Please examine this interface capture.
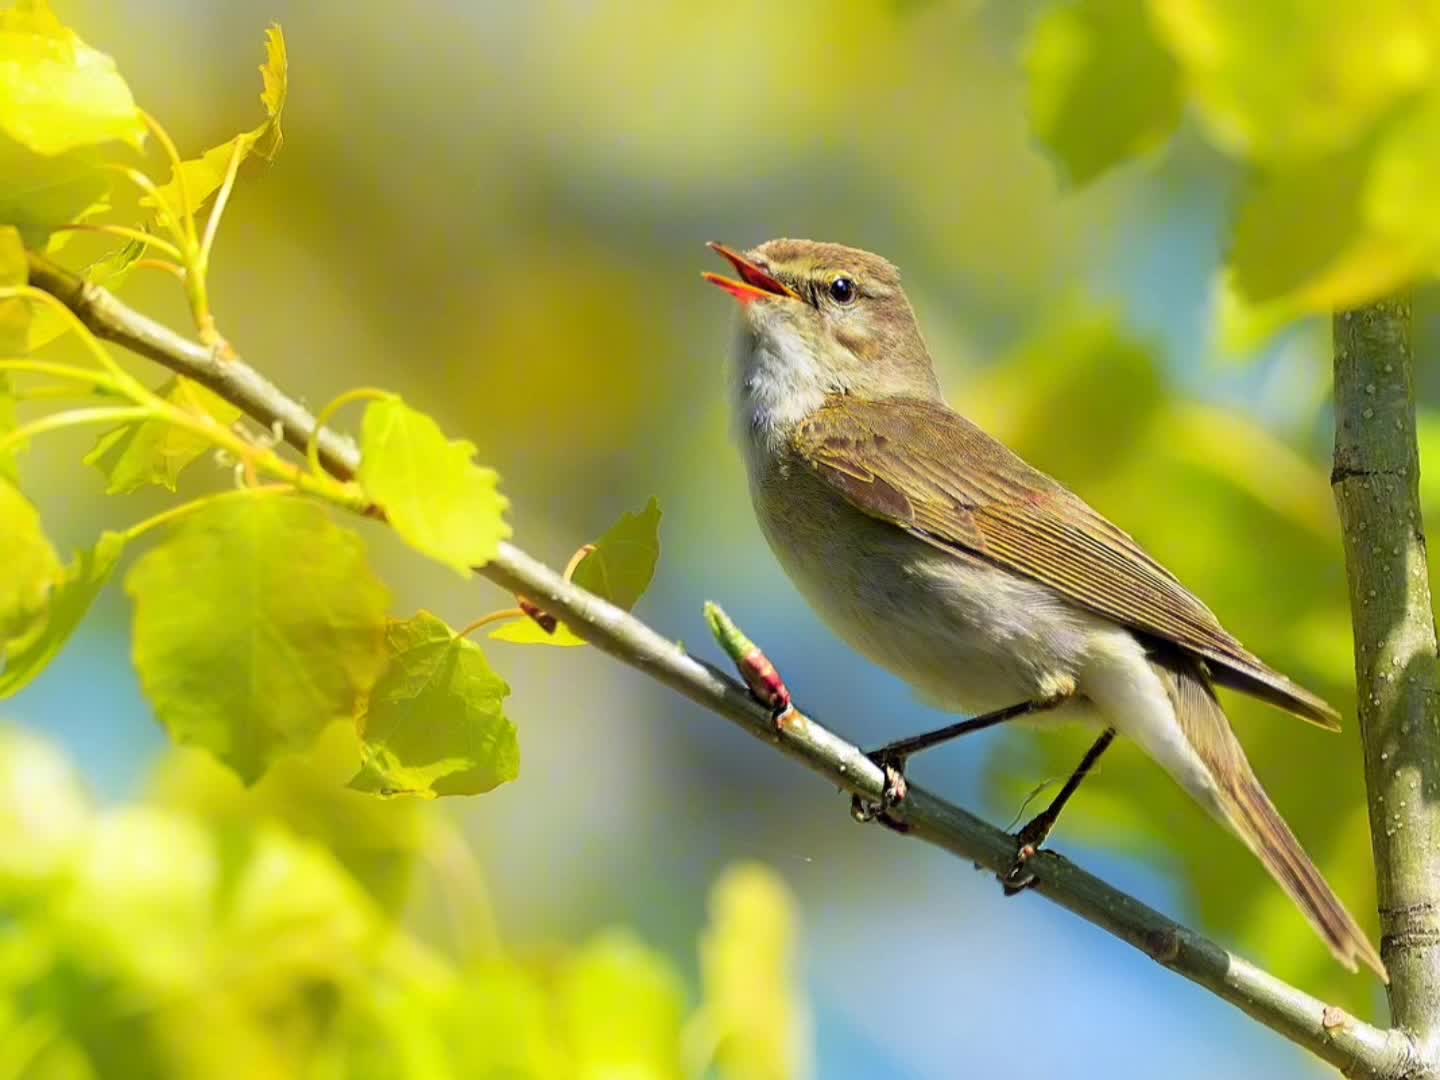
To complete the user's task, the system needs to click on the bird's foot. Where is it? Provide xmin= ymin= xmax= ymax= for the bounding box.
xmin=1000 ymin=812 xmax=1058 ymax=895
xmin=850 ymin=750 xmax=908 ymax=824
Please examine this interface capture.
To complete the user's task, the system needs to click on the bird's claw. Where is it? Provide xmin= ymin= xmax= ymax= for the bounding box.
xmin=1000 ymin=816 xmax=1053 ymax=895
xmin=851 ymin=754 xmax=908 ymax=823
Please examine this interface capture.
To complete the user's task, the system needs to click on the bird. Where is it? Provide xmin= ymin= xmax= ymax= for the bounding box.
xmin=703 ymin=237 xmax=1385 ymax=980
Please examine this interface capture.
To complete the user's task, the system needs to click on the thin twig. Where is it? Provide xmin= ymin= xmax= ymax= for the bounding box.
xmin=23 ymin=251 xmax=1420 ymax=1080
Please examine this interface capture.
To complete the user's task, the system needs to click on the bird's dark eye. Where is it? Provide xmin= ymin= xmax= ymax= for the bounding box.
xmin=828 ymin=276 xmax=856 ymax=304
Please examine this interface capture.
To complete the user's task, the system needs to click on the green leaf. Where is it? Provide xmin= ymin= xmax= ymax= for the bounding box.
xmin=0 ymin=224 xmax=24 ymax=483
xmin=559 ymin=930 xmax=686 ymax=1078
xmin=1229 ymin=148 xmax=1426 ymax=315
xmin=1149 ymin=0 xmax=1435 ymax=162
xmin=0 ymin=725 xmax=91 ymax=889
xmin=689 ymin=864 xmax=810 ymax=1080
xmin=0 ymin=530 xmax=124 ymax=699
xmin=144 ymin=25 xmax=286 ymax=219
xmin=359 ymin=396 xmax=510 ymax=576
xmin=1366 ymin=89 xmax=1440 ymax=255
xmin=127 ymin=496 xmax=390 ymax=784
xmin=1024 ymin=0 xmax=1182 ymax=185
xmin=0 ymin=136 xmax=108 ymax=248
xmin=0 ymin=0 xmax=145 ymax=155
xmin=0 ymin=477 xmax=60 ymax=642
xmin=83 ymin=377 xmax=242 ymax=494
xmin=349 ymin=611 xmax=518 ymax=798
xmin=492 ymin=497 xmax=661 ymax=647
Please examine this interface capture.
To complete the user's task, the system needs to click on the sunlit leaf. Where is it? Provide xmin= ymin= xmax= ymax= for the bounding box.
xmin=493 ymin=498 xmax=661 ymax=647
xmin=0 ymin=135 xmax=107 ymax=248
xmin=144 ymin=25 xmax=286 ymax=219
xmin=0 ymin=0 xmax=145 ymax=155
xmin=560 ymin=930 xmax=687 ymax=1078
xmin=1150 ymin=0 xmax=1437 ymax=162
xmin=447 ymin=961 xmax=559 ymax=1077
xmin=1025 ymin=0 xmax=1182 ymax=185
xmin=0 ymin=224 xmax=24 ymax=483
xmin=350 ymin=611 xmax=517 ymax=798
xmin=359 ymin=396 xmax=510 ymax=576
xmin=1366 ymin=89 xmax=1440 ymax=255
xmin=0 ymin=477 xmax=60 ymax=642
xmin=127 ymin=496 xmax=389 ymax=784
xmin=688 ymin=864 xmax=810 ymax=1080
xmin=0 ymin=530 xmax=124 ymax=699
xmin=0 ymin=725 xmax=91 ymax=888
xmin=83 ymin=377 xmax=242 ymax=494
xmin=1229 ymin=148 xmax=1427 ymax=315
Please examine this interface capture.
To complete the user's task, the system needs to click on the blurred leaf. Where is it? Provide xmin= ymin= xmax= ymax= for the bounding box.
xmin=559 ymin=930 xmax=686 ymax=1079
xmin=149 ymin=721 xmax=427 ymax=915
xmin=1229 ymin=147 xmax=1426 ymax=315
xmin=1025 ymin=0 xmax=1182 ymax=185
xmin=0 ymin=0 xmax=145 ymax=155
xmin=965 ymin=309 xmax=1164 ymax=489
xmin=350 ymin=611 xmax=517 ymax=798
xmin=493 ymin=497 xmax=661 ymax=647
xmin=0 ymin=477 xmax=60 ymax=642
xmin=1150 ymin=0 xmax=1437 ymax=162
xmin=127 ymin=496 xmax=389 ymax=784
xmin=0 ymin=530 xmax=124 ymax=699
xmin=83 ymin=376 xmax=242 ymax=494
xmin=689 ymin=864 xmax=810 ymax=1080
xmin=0 ymin=224 xmax=24 ymax=484
xmin=447 ymin=961 xmax=559 ymax=1078
xmin=1367 ymin=88 xmax=1440 ymax=253
xmin=0 ymin=725 xmax=91 ymax=890
xmin=359 ymin=396 xmax=510 ymax=576
xmin=0 ymin=135 xmax=107 ymax=248
xmin=144 ymin=24 xmax=286 ymax=218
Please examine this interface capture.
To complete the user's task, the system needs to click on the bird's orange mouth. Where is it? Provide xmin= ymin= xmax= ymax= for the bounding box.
xmin=703 ymin=242 xmax=801 ymax=304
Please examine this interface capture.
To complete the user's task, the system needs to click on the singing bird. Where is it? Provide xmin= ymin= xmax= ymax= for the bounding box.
xmin=704 ymin=238 xmax=1384 ymax=980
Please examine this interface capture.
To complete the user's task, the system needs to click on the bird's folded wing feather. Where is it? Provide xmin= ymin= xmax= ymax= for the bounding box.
xmin=791 ymin=396 xmax=1341 ymax=730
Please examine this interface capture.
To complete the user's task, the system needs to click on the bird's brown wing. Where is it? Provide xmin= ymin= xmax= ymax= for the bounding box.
xmin=791 ymin=396 xmax=1341 ymax=730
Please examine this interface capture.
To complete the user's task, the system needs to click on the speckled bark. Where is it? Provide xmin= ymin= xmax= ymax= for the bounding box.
xmin=1334 ymin=297 xmax=1440 ymax=1063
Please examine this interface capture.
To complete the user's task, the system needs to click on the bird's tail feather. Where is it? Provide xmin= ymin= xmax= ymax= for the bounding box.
xmin=1154 ymin=653 xmax=1387 ymax=982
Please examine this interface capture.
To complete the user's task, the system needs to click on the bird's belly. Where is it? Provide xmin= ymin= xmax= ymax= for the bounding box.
xmin=749 ymin=466 xmax=1101 ymax=720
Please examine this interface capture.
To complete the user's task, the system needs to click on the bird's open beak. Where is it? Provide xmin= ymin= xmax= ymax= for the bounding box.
xmin=703 ymin=242 xmax=801 ymax=303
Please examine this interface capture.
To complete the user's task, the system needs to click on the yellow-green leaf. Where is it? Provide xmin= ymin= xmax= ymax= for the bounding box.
xmin=1150 ymin=0 xmax=1437 ymax=162
xmin=1367 ymin=89 xmax=1440 ymax=255
xmin=559 ymin=930 xmax=686 ymax=1078
xmin=143 ymin=24 xmax=285 ymax=220
xmin=689 ymin=864 xmax=811 ymax=1080
xmin=0 ymin=477 xmax=60 ymax=643
xmin=1025 ymin=0 xmax=1182 ymax=185
xmin=492 ymin=497 xmax=661 ymax=647
xmin=0 ymin=224 xmax=24 ymax=482
xmin=350 ymin=611 xmax=517 ymax=798
xmin=1229 ymin=149 xmax=1426 ymax=315
xmin=127 ymin=496 xmax=390 ymax=785
xmin=359 ymin=396 xmax=510 ymax=576
xmin=0 ymin=530 xmax=123 ymax=699
xmin=0 ymin=0 xmax=145 ymax=155
xmin=83 ymin=377 xmax=242 ymax=494
xmin=0 ymin=136 xmax=108 ymax=248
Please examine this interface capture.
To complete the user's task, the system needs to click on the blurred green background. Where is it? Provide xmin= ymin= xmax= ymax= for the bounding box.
xmin=11 ymin=1 xmax=1440 ymax=1076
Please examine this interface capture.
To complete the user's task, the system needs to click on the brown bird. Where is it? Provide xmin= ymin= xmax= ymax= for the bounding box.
xmin=705 ymin=237 xmax=1385 ymax=980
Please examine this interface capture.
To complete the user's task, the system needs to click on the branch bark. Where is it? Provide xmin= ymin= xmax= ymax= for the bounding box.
xmin=26 ymin=253 xmax=1419 ymax=1078
xmin=1334 ymin=298 xmax=1440 ymax=1070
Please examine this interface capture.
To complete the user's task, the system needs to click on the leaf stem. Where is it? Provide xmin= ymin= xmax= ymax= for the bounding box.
xmin=0 ymin=406 xmax=152 ymax=455
xmin=307 ymin=387 xmax=392 ymax=476
xmin=49 ymin=224 xmax=183 ymax=261
xmin=456 ymin=609 xmax=526 ymax=638
xmin=123 ymin=484 xmax=291 ymax=543
xmin=199 ymin=139 xmax=246 ymax=270
xmin=139 ymin=109 xmax=197 ymax=251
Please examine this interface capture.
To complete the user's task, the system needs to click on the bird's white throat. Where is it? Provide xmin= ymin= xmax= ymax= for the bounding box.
xmin=730 ymin=314 xmax=832 ymax=460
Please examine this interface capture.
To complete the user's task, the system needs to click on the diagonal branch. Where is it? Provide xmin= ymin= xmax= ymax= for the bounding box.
xmin=25 ymin=252 xmax=1418 ymax=1079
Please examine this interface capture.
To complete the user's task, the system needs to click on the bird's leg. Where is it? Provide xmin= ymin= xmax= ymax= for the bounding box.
xmin=1001 ymin=727 xmax=1116 ymax=895
xmin=859 ymin=694 xmax=1071 ymax=811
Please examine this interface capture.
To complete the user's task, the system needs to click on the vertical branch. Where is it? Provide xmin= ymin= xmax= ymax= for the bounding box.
xmin=1333 ymin=296 xmax=1440 ymax=1053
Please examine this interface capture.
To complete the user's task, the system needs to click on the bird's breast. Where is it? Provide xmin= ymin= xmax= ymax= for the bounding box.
xmin=745 ymin=443 xmax=1101 ymax=718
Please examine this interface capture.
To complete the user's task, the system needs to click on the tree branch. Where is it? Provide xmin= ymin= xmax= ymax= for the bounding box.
xmin=1334 ymin=298 xmax=1440 ymax=1070
xmin=26 ymin=252 xmax=1418 ymax=1078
